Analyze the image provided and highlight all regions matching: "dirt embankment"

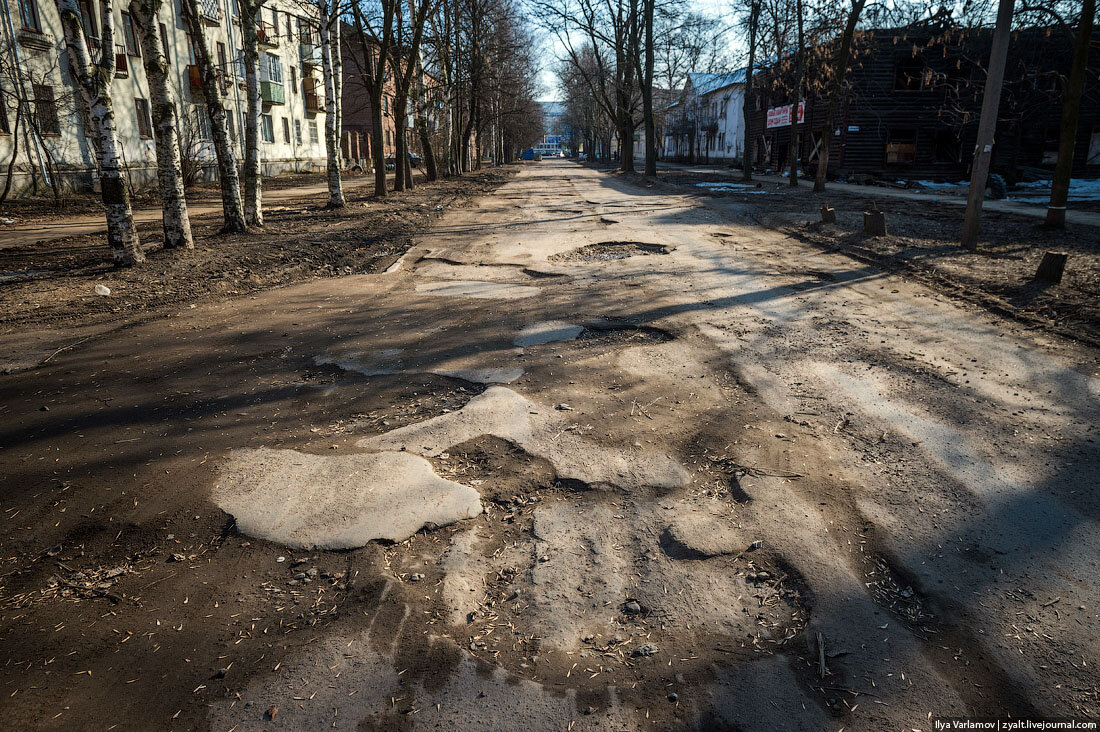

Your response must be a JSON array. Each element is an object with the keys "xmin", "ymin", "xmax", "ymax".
[
  {"xmin": 0, "ymin": 169, "xmax": 514, "ymax": 333},
  {"xmin": 627, "ymin": 169, "xmax": 1100, "ymax": 347}
]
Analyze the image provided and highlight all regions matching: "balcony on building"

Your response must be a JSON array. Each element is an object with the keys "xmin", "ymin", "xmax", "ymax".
[
  {"xmin": 260, "ymin": 79, "xmax": 285, "ymax": 105},
  {"xmin": 257, "ymin": 21, "xmax": 278, "ymax": 47},
  {"xmin": 300, "ymin": 42, "xmax": 321, "ymax": 68},
  {"xmin": 304, "ymin": 91, "xmax": 323, "ymax": 114}
]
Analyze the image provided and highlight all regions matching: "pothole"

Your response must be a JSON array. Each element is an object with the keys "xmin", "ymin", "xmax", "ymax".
[
  {"xmin": 578, "ymin": 320, "xmax": 674, "ymax": 346},
  {"xmin": 300, "ymin": 369, "xmax": 486, "ymax": 439},
  {"xmin": 381, "ymin": 498, "xmax": 810, "ymax": 697},
  {"xmin": 548, "ymin": 241, "xmax": 670, "ymax": 262},
  {"xmin": 426, "ymin": 435, "xmax": 587, "ymax": 506}
]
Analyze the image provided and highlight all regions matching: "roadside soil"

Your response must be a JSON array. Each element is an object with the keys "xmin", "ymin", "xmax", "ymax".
[
  {"xmin": 646, "ymin": 169, "xmax": 1100, "ymax": 346},
  {"xmin": 0, "ymin": 171, "xmax": 361, "ymax": 223},
  {"xmin": 0, "ymin": 169, "xmax": 511, "ymax": 337}
]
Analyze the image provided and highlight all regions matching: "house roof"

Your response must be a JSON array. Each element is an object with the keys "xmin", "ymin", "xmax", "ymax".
[{"xmin": 687, "ymin": 70, "xmax": 746, "ymax": 96}]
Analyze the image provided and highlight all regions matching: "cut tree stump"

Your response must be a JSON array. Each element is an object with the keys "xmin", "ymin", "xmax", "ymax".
[
  {"xmin": 863, "ymin": 204, "xmax": 887, "ymax": 236},
  {"xmin": 820, "ymin": 204, "xmax": 836, "ymax": 224},
  {"xmin": 1035, "ymin": 251, "xmax": 1068, "ymax": 283}
]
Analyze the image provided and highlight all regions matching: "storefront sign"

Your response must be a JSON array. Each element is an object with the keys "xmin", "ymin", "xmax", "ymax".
[{"xmin": 765, "ymin": 102, "xmax": 805, "ymax": 129}]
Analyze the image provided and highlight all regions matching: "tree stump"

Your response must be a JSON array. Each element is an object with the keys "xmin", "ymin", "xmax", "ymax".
[
  {"xmin": 1035, "ymin": 251, "xmax": 1068, "ymax": 284},
  {"xmin": 820, "ymin": 203, "xmax": 836, "ymax": 224},
  {"xmin": 863, "ymin": 204, "xmax": 887, "ymax": 236}
]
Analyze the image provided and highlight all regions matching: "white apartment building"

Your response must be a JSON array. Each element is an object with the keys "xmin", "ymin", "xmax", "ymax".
[
  {"xmin": 0, "ymin": 0, "xmax": 328, "ymax": 196},
  {"xmin": 664, "ymin": 71, "xmax": 746, "ymax": 164}
]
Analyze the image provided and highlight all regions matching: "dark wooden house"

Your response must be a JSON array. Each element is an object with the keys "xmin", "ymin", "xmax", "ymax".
[{"xmin": 748, "ymin": 18, "xmax": 1100, "ymax": 183}]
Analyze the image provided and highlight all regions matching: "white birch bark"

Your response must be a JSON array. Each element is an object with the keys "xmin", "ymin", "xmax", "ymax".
[
  {"xmin": 242, "ymin": 0, "xmax": 263, "ymax": 226},
  {"xmin": 133, "ymin": 0, "xmax": 193, "ymax": 249},
  {"xmin": 319, "ymin": 0, "xmax": 344, "ymax": 207},
  {"xmin": 183, "ymin": 0, "xmax": 246, "ymax": 232},
  {"xmin": 55, "ymin": 0, "xmax": 143, "ymax": 264}
]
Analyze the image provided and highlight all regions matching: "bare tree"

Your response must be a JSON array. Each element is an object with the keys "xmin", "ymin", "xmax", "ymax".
[
  {"xmin": 240, "ymin": 0, "xmax": 269, "ymax": 226},
  {"xmin": 1038, "ymin": 0, "xmax": 1095, "ymax": 228},
  {"xmin": 351, "ymin": 0, "xmax": 395, "ymax": 196},
  {"xmin": 132, "ymin": 0, "xmax": 194, "ymax": 249},
  {"xmin": 388, "ymin": 0, "xmax": 433, "ymax": 190},
  {"xmin": 740, "ymin": 0, "xmax": 761, "ymax": 180},
  {"xmin": 811, "ymin": 0, "xmax": 868, "ymax": 193},
  {"xmin": 319, "ymin": 0, "xmax": 345, "ymax": 206},
  {"xmin": 55, "ymin": 0, "xmax": 143, "ymax": 264},
  {"xmin": 183, "ymin": 0, "xmax": 247, "ymax": 232}
]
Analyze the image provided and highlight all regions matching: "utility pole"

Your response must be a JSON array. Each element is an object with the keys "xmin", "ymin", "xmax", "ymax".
[{"xmin": 960, "ymin": 0, "xmax": 1014, "ymax": 250}]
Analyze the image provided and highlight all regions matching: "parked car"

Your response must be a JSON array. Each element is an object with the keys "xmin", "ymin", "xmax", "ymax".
[{"xmin": 383, "ymin": 152, "xmax": 423, "ymax": 170}]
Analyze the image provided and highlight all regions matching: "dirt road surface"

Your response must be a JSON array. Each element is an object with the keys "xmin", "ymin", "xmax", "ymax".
[{"xmin": 2, "ymin": 161, "xmax": 1098, "ymax": 731}]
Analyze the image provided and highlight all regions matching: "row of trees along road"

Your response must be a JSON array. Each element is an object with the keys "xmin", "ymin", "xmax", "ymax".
[
  {"xmin": 547, "ymin": 0, "xmax": 1094, "ymax": 244},
  {"xmin": 41, "ymin": 0, "xmax": 542, "ymax": 265}
]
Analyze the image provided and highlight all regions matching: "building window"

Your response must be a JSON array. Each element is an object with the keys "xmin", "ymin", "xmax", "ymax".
[
  {"xmin": 281, "ymin": 116, "xmax": 290, "ymax": 143},
  {"xmin": 893, "ymin": 57, "xmax": 924, "ymax": 91},
  {"xmin": 78, "ymin": 0, "xmax": 99, "ymax": 45},
  {"xmin": 885, "ymin": 129, "xmax": 917, "ymax": 164},
  {"xmin": 18, "ymin": 0, "xmax": 41, "ymax": 31},
  {"xmin": 290, "ymin": 66, "xmax": 296, "ymax": 94},
  {"xmin": 308, "ymin": 119, "xmax": 318, "ymax": 143},
  {"xmin": 135, "ymin": 98, "xmax": 153, "ymax": 138},
  {"xmin": 265, "ymin": 53, "xmax": 283, "ymax": 83},
  {"xmin": 121, "ymin": 12, "xmax": 140, "ymax": 57},
  {"xmin": 261, "ymin": 113, "xmax": 275, "ymax": 143},
  {"xmin": 33, "ymin": 85, "xmax": 59, "ymax": 134},
  {"xmin": 294, "ymin": 119, "xmax": 302, "ymax": 144},
  {"xmin": 933, "ymin": 129, "xmax": 960, "ymax": 164},
  {"xmin": 159, "ymin": 22, "xmax": 170, "ymax": 63}
]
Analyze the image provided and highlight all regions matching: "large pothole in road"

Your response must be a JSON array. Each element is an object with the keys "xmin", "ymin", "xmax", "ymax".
[
  {"xmin": 549, "ymin": 241, "xmax": 670, "ymax": 262},
  {"xmin": 381, "ymin": 496, "xmax": 810, "ymax": 697}
]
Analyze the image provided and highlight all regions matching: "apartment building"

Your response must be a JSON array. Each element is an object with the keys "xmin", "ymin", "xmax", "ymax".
[
  {"xmin": 664, "ymin": 71, "xmax": 746, "ymax": 164},
  {"xmin": 0, "ymin": 0, "xmax": 329, "ymax": 196}
]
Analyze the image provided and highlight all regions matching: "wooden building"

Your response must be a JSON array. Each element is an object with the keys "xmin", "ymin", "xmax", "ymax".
[{"xmin": 748, "ymin": 18, "xmax": 1100, "ymax": 183}]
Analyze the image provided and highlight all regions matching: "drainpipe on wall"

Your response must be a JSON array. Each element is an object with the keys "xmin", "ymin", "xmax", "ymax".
[{"xmin": 1, "ymin": 0, "xmax": 51, "ymax": 187}]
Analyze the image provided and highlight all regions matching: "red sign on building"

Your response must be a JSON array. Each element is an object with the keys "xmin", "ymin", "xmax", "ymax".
[{"xmin": 765, "ymin": 102, "xmax": 805, "ymax": 129}]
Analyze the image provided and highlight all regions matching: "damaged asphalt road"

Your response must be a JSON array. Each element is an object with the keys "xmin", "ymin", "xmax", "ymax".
[{"xmin": 1, "ymin": 161, "xmax": 1098, "ymax": 730}]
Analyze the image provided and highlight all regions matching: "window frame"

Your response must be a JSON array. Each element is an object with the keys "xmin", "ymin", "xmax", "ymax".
[
  {"xmin": 261, "ymin": 113, "xmax": 275, "ymax": 143},
  {"xmin": 78, "ymin": 0, "xmax": 99, "ymax": 46},
  {"xmin": 885, "ymin": 128, "xmax": 917, "ymax": 165},
  {"xmin": 32, "ymin": 84, "xmax": 60, "ymax": 135},
  {"xmin": 135, "ymin": 97, "xmax": 153, "ymax": 139},
  {"xmin": 281, "ymin": 116, "xmax": 290, "ymax": 143},
  {"xmin": 159, "ymin": 22, "xmax": 170, "ymax": 63},
  {"xmin": 18, "ymin": 0, "xmax": 42, "ymax": 32},
  {"xmin": 121, "ymin": 12, "xmax": 141, "ymax": 57}
]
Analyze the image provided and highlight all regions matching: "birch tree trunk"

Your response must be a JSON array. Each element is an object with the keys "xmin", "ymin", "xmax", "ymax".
[
  {"xmin": 56, "ymin": 0, "xmax": 143, "ymax": 264},
  {"xmin": 319, "ymin": 0, "xmax": 345, "ymax": 207},
  {"xmin": 242, "ymin": 0, "xmax": 263, "ymax": 226},
  {"xmin": 414, "ymin": 58, "xmax": 438, "ymax": 181},
  {"xmin": 183, "ymin": 0, "xmax": 246, "ymax": 232},
  {"xmin": 133, "ymin": 0, "xmax": 193, "ymax": 249}
]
